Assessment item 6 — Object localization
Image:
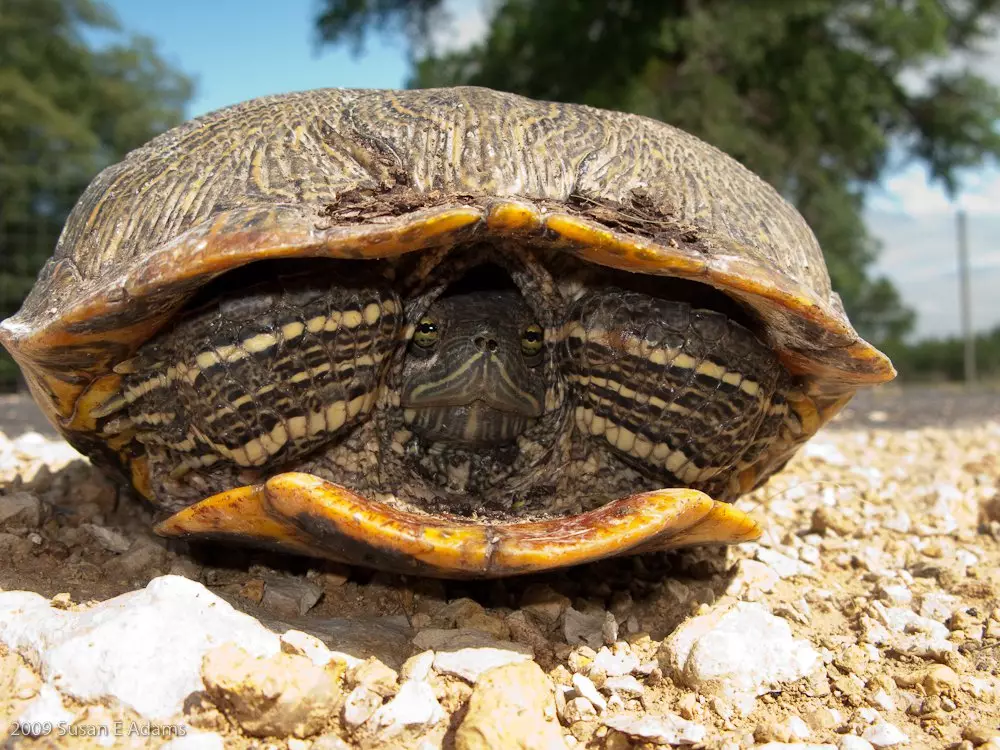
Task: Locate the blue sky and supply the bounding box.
[102,0,999,340]
[104,0,408,117]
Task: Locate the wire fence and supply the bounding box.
[0,182,87,392]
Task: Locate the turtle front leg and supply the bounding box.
[96,272,402,507]
[557,288,793,500]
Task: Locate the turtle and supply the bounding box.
[0,87,895,578]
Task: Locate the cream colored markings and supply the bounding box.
[568,376,691,417]
[492,357,543,413]
[87,120,222,266]
[316,132,364,181]
[250,141,298,202]
[574,405,702,484]
[407,353,485,402]
[118,288,396,482]
[297,122,342,204]
[724,397,794,493]
[168,453,219,480]
[462,408,480,443]
[84,154,182,258]
[390,429,412,455]
[563,321,768,484]
[289,362,332,384]
[175,392,363,474]
[109,306,382,410]
[363,303,381,326]
[190,309,386,460]
[555,322,763,396]
[520,103,564,150]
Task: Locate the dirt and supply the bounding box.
[2,385,1000,748]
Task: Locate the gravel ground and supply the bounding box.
[1,386,999,749]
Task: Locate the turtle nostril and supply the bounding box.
[474,335,500,352]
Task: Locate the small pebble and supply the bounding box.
[726,559,780,599]
[563,696,598,724]
[260,576,323,617]
[786,715,812,740]
[591,646,640,677]
[454,662,565,749]
[201,644,341,739]
[311,735,353,750]
[863,720,909,747]
[963,725,1000,745]
[280,629,354,669]
[400,650,435,682]
[871,689,894,711]
[371,679,445,732]
[519,584,572,624]
[104,537,168,579]
[572,672,607,712]
[433,647,532,684]
[603,674,644,696]
[0,491,42,529]
[921,664,960,696]
[603,713,707,746]
[15,684,75,730]
[755,546,816,579]
[342,685,382,729]
[660,600,819,712]
[564,607,607,650]
[875,583,912,606]
[79,522,132,554]
[348,658,399,697]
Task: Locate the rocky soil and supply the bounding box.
[1,387,1000,749]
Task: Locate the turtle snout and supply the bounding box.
[399,291,548,446]
[473,334,499,353]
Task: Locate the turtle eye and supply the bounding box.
[521,324,544,357]
[414,317,439,349]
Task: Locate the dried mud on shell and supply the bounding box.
[1,387,1000,749]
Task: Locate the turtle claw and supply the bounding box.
[154,473,761,578]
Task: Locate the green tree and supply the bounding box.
[0,0,193,389]
[883,326,1000,382]
[315,0,1000,347]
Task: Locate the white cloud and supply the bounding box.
[866,209,1000,338]
[867,163,1000,217]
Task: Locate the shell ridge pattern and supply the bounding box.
[25,87,834,314]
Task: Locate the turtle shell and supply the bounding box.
[0,86,894,578]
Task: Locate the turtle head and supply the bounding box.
[400,290,546,446]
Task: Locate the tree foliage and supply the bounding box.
[0,0,193,389]
[883,326,1000,382]
[315,0,1000,352]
